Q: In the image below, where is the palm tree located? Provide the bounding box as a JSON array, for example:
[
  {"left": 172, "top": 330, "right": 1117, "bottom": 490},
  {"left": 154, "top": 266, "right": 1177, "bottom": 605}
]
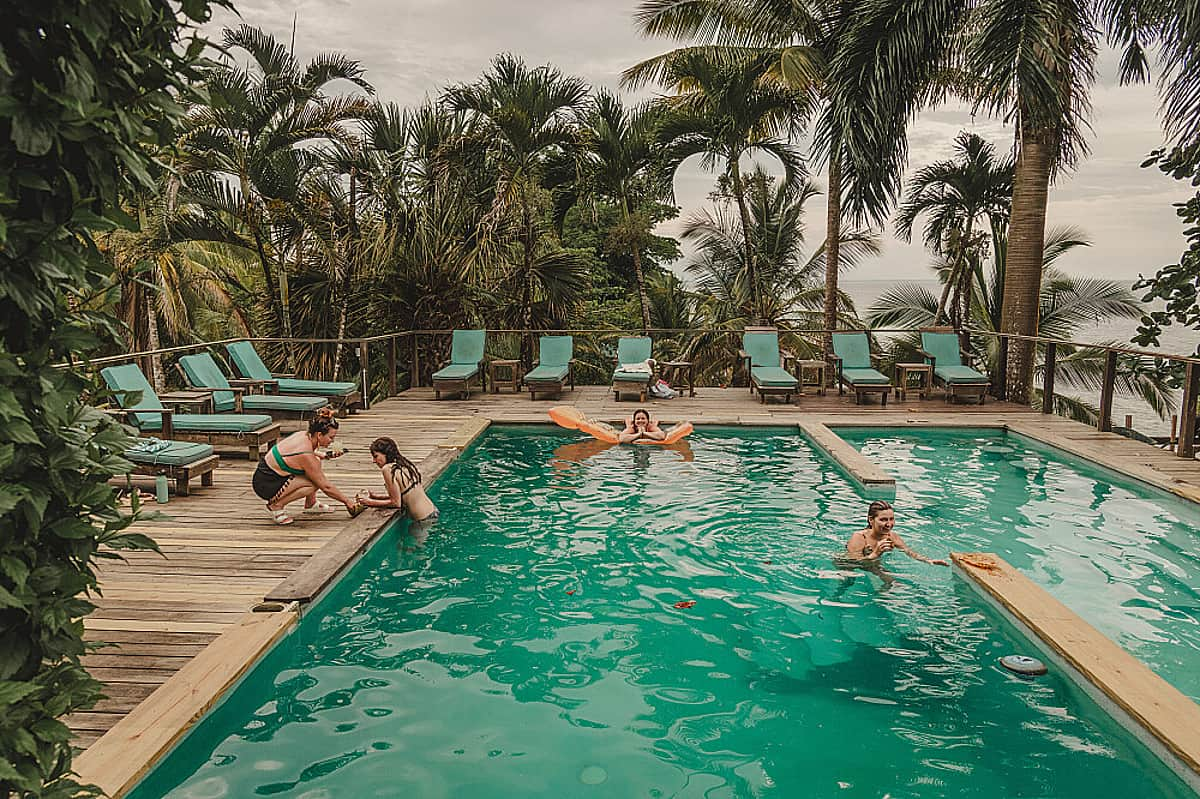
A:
[
  {"left": 444, "top": 54, "right": 591, "bottom": 361},
  {"left": 682, "top": 166, "right": 877, "bottom": 381},
  {"left": 576, "top": 90, "right": 670, "bottom": 331},
  {"left": 894, "top": 131, "right": 1013, "bottom": 330},
  {"left": 174, "top": 24, "right": 374, "bottom": 366},
  {"left": 967, "top": 0, "right": 1200, "bottom": 402},
  {"left": 623, "top": 49, "right": 808, "bottom": 323},
  {"left": 626, "top": 0, "right": 965, "bottom": 352},
  {"left": 867, "top": 227, "right": 1175, "bottom": 422}
]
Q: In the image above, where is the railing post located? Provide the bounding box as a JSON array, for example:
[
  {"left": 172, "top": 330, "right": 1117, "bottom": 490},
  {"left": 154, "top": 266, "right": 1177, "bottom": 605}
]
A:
[
  {"left": 411, "top": 333, "right": 420, "bottom": 388},
  {"left": 996, "top": 336, "right": 1009, "bottom": 401},
  {"left": 358, "top": 340, "right": 370, "bottom": 410},
  {"left": 388, "top": 335, "right": 397, "bottom": 397},
  {"left": 1097, "top": 349, "right": 1117, "bottom": 432},
  {"left": 1178, "top": 362, "right": 1199, "bottom": 459},
  {"left": 1041, "top": 342, "right": 1056, "bottom": 414}
]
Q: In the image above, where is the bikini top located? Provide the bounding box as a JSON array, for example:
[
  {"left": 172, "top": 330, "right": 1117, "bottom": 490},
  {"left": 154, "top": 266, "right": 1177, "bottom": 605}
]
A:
[{"left": 270, "top": 445, "right": 312, "bottom": 476}]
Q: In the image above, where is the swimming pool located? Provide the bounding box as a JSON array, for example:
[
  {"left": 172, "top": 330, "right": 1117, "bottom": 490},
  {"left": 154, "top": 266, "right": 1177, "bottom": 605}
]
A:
[
  {"left": 128, "top": 427, "right": 1196, "bottom": 798},
  {"left": 840, "top": 426, "right": 1200, "bottom": 705}
]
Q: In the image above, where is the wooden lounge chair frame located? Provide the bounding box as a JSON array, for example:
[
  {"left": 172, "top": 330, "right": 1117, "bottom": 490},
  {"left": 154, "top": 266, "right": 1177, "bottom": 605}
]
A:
[
  {"left": 174, "top": 360, "right": 326, "bottom": 426},
  {"left": 525, "top": 336, "right": 576, "bottom": 400},
  {"left": 612, "top": 336, "right": 653, "bottom": 402},
  {"left": 107, "top": 404, "right": 280, "bottom": 461},
  {"left": 225, "top": 341, "right": 363, "bottom": 414},
  {"left": 830, "top": 331, "right": 892, "bottom": 406},
  {"left": 126, "top": 448, "right": 218, "bottom": 496},
  {"left": 432, "top": 329, "right": 488, "bottom": 400},
  {"left": 739, "top": 328, "right": 800, "bottom": 404},
  {"left": 917, "top": 326, "right": 990, "bottom": 404}
]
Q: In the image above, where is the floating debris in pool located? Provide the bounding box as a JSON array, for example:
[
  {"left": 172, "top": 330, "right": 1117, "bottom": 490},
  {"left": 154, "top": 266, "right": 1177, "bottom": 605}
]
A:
[
  {"left": 566, "top": 589, "right": 577, "bottom": 595},
  {"left": 674, "top": 600, "right": 696, "bottom": 609},
  {"left": 999, "top": 654, "right": 1047, "bottom": 676}
]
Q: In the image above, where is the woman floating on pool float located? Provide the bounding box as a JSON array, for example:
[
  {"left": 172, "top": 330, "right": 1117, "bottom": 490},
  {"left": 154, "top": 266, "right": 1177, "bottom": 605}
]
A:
[
  {"left": 548, "top": 405, "right": 692, "bottom": 446},
  {"left": 844, "top": 500, "right": 949, "bottom": 567}
]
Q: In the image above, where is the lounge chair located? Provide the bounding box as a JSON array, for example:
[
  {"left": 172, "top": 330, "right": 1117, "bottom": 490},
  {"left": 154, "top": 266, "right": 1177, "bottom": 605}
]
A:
[
  {"left": 919, "top": 328, "right": 990, "bottom": 403},
  {"left": 432, "top": 329, "right": 487, "bottom": 400},
  {"left": 123, "top": 439, "right": 218, "bottom": 496},
  {"left": 741, "top": 330, "right": 799, "bottom": 403},
  {"left": 101, "top": 363, "right": 280, "bottom": 459},
  {"left": 830, "top": 332, "right": 892, "bottom": 406},
  {"left": 612, "top": 336, "right": 653, "bottom": 401},
  {"left": 225, "top": 341, "right": 363, "bottom": 413},
  {"left": 524, "top": 336, "right": 574, "bottom": 400},
  {"left": 178, "top": 353, "right": 329, "bottom": 423}
]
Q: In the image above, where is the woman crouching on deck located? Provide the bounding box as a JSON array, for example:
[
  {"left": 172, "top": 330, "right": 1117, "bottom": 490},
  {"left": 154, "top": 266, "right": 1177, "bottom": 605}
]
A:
[{"left": 253, "top": 407, "right": 362, "bottom": 524}]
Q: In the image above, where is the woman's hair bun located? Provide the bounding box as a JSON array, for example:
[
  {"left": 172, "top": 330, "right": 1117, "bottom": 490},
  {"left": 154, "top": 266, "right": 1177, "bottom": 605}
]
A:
[{"left": 316, "top": 406, "right": 337, "bottom": 420}]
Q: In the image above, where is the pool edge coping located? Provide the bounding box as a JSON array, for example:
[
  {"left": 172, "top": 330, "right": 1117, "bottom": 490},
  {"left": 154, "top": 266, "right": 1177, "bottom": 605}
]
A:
[
  {"left": 76, "top": 417, "right": 492, "bottom": 798},
  {"left": 952, "top": 552, "right": 1200, "bottom": 794}
]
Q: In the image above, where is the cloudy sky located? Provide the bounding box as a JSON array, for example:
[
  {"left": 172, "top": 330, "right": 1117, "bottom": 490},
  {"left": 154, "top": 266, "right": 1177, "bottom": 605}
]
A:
[{"left": 205, "top": 0, "right": 1190, "bottom": 283}]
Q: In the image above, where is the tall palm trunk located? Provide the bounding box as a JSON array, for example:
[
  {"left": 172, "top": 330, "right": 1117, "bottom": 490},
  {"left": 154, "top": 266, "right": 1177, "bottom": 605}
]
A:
[
  {"left": 520, "top": 182, "right": 535, "bottom": 368},
  {"left": 145, "top": 283, "right": 164, "bottom": 394},
  {"left": 1000, "top": 126, "right": 1055, "bottom": 404},
  {"left": 622, "top": 197, "right": 653, "bottom": 332},
  {"left": 823, "top": 147, "right": 842, "bottom": 369},
  {"left": 334, "top": 168, "right": 357, "bottom": 376},
  {"left": 729, "top": 157, "right": 761, "bottom": 323}
]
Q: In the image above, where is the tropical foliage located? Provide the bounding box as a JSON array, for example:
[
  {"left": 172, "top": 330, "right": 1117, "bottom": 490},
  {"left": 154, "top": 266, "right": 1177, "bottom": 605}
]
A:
[{"left": 0, "top": 1, "right": 220, "bottom": 795}]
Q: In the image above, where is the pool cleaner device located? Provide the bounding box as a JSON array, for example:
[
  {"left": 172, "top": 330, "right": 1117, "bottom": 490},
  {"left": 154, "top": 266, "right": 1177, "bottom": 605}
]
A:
[{"left": 999, "top": 654, "right": 1047, "bottom": 676}]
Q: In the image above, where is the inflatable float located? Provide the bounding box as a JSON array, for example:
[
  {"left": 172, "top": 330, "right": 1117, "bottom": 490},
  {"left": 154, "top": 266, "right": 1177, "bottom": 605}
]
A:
[{"left": 549, "top": 406, "right": 693, "bottom": 445}]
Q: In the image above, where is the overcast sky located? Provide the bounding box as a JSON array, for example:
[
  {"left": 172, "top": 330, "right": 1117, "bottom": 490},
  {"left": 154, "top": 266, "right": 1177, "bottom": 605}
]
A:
[{"left": 205, "top": 0, "right": 1191, "bottom": 284}]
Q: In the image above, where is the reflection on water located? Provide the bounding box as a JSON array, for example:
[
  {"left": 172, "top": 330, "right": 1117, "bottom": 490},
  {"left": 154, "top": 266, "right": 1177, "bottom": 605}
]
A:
[{"left": 130, "top": 429, "right": 1195, "bottom": 799}]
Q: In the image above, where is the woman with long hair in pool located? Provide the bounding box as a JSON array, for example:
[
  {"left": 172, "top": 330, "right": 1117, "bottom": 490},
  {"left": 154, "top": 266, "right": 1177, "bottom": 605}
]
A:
[
  {"left": 618, "top": 408, "right": 666, "bottom": 443},
  {"left": 844, "top": 500, "right": 948, "bottom": 566},
  {"left": 252, "top": 407, "right": 361, "bottom": 525},
  {"left": 357, "top": 437, "right": 439, "bottom": 523}
]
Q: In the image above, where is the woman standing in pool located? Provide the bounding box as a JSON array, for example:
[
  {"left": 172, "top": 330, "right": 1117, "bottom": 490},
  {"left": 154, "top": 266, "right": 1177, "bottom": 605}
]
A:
[
  {"left": 253, "top": 408, "right": 361, "bottom": 525},
  {"left": 618, "top": 408, "right": 666, "bottom": 443},
  {"left": 357, "top": 437, "right": 439, "bottom": 523},
  {"left": 845, "top": 500, "right": 949, "bottom": 566}
]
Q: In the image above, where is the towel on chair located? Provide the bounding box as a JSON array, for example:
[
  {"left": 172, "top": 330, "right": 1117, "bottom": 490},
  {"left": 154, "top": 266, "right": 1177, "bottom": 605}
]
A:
[
  {"left": 128, "top": 437, "right": 172, "bottom": 455},
  {"left": 623, "top": 359, "right": 654, "bottom": 374}
]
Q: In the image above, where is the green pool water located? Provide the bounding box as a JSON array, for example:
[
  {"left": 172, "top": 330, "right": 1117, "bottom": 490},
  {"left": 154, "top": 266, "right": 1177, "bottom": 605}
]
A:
[
  {"left": 129, "top": 427, "right": 1195, "bottom": 799},
  {"left": 840, "top": 426, "right": 1200, "bottom": 704}
]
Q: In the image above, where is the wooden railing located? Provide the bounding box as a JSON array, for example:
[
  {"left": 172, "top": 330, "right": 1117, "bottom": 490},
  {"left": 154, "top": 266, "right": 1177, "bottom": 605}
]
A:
[{"left": 87, "top": 325, "right": 1200, "bottom": 459}]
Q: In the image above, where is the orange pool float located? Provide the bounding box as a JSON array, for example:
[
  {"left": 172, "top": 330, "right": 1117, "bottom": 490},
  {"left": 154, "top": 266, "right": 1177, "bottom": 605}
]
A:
[{"left": 548, "top": 406, "right": 693, "bottom": 446}]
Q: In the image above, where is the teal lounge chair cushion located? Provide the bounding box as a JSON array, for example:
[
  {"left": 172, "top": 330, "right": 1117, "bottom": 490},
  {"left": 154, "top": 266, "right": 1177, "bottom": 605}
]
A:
[
  {"left": 136, "top": 413, "right": 273, "bottom": 433},
  {"left": 226, "top": 340, "right": 274, "bottom": 382},
  {"left": 178, "top": 353, "right": 238, "bottom": 412},
  {"left": 841, "top": 367, "right": 891, "bottom": 385},
  {"left": 538, "top": 335, "right": 573, "bottom": 367},
  {"left": 432, "top": 364, "right": 479, "bottom": 381},
  {"left": 525, "top": 364, "right": 570, "bottom": 383},
  {"left": 275, "top": 378, "right": 357, "bottom": 396},
  {"left": 919, "top": 331, "right": 965, "bottom": 367},
  {"left": 226, "top": 341, "right": 357, "bottom": 396},
  {"left": 612, "top": 369, "right": 652, "bottom": 383},
  {"left": 742, "top": 332, "right": 782, "bottom": 367},
  {"left": 831, "top": 332, "right": 873, "bottom": 369},
  {"left": 433, "top": 329, "right": 485, "bottom": 382},
  {"left": 616, "top": 337, "right": 652, "bottom": 367},
  {"left": 101, "top": 363, "right": 168, "bottom": 428},
  {"left": 752, "top": 366, "right": 798, "bottom": 388},
  {"left": 935, "top": 365, "right": 988, "bottom": 384},
  {"left": 242, "top": 394, "right": 329, "bottom": 412},
  {"left": 126, "top": 441, "right": 214, "bottom": 467}
]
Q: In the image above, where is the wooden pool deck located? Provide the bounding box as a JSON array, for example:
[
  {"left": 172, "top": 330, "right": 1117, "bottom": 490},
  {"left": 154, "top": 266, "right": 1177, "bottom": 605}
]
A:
[{"left": 71, "top": 385, "right": 1200, "bottom": 781}]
